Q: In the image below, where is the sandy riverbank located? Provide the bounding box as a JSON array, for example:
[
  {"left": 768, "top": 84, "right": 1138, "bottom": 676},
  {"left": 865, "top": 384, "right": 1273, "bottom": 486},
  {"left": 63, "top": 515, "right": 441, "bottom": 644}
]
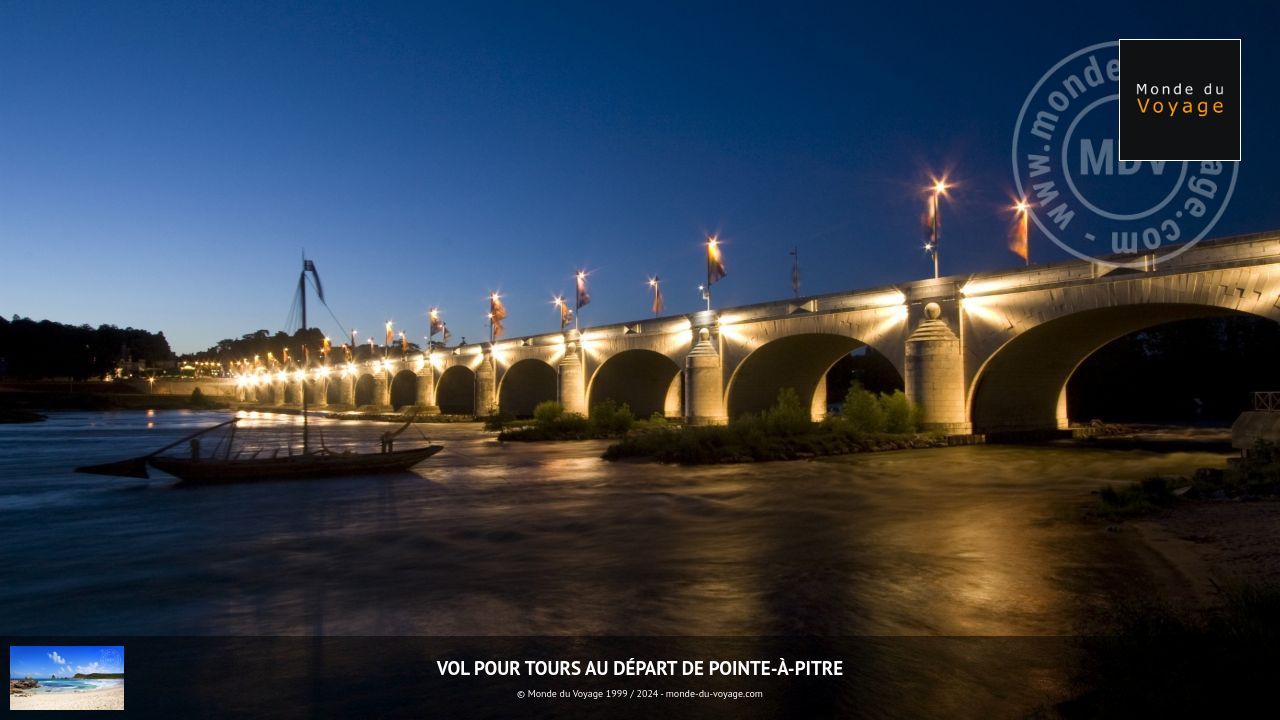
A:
[
  {"left": 1128, "top": 498, "right": 1280, "bottom": 605},
  {"left": 10, "top": 684, "right": 124, "bottom": 711}
]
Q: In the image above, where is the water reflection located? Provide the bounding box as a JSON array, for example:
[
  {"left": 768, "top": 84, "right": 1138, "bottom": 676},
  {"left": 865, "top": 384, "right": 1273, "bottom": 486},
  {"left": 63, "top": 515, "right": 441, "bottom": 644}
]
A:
[{"left": 0, "top": 411, "right": 1224, "bottom": 641}]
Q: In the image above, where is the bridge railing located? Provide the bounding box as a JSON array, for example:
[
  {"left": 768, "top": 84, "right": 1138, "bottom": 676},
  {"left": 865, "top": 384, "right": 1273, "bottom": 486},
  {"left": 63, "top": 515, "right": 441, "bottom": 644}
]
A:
[{"left": 1253, "top": 392, "right": 1280, "bottom": 412}]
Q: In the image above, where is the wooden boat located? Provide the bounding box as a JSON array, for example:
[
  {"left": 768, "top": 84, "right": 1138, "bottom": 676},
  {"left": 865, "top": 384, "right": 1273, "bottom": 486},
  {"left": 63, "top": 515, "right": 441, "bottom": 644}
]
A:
[
  {"left": 76, "top": 256, "right": 443, "bottom": 483},
  {"left": 147, "top": 444, "right": 442, "bottom": 484}
]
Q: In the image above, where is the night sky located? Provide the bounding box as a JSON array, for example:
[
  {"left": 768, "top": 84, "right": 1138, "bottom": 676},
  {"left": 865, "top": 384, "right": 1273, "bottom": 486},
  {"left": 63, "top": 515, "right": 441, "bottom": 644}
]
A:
[{"left": 2, "top": 1, "right": 1276, "bottom": 353}]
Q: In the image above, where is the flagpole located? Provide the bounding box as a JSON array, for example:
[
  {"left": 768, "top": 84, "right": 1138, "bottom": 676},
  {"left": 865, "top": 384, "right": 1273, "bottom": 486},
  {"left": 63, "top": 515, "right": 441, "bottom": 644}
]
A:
[
  {"left": 927, "top": 178, "right": 948, "bottom": 279},
  {"left": 933, "top": 192, "right": 940, "bottom": 279}
]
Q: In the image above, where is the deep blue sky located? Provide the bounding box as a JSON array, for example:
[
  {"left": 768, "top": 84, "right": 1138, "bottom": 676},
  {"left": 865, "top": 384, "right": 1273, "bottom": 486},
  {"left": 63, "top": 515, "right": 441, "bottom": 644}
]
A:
[
  {"left": 1, "top": 1, "right": 1276, "bottom": 353},
  {"left": 10, "top": 645, "right": 124, "bottom": 678}
]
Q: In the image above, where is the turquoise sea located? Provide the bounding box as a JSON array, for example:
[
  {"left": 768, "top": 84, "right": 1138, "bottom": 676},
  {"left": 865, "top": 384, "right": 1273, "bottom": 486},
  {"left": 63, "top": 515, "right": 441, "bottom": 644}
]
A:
[{"left": 12, "top": 678, "right": 123, "bottom": 692}]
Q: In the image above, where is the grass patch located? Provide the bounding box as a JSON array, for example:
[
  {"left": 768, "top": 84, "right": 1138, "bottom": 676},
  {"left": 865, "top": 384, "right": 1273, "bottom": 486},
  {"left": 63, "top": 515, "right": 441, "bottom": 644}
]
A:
[
  {"left": 1094, "top": 476, "right": 1179, "bottom": 518},
  {"left": 603, "top": 387, "right": 941, "bottom": 464},
  {"left": 497, "top": 400, "right": 669, "bottom": 441}
]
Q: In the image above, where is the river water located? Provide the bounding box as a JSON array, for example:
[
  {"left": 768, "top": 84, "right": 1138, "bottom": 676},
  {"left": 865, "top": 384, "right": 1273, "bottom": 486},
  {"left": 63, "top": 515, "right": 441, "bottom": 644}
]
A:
[{"left": 0, "top": 410, "right": 1231, "bottom": 715}]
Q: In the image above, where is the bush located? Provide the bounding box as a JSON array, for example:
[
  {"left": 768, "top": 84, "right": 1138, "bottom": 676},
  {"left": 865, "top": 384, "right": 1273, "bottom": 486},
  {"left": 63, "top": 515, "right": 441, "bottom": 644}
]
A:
[
  {"left": 841, "top": 383, "right": 886, "bottom": 432},
  {"left": 1096, "top": 476, "right": 1177, "bottom": 517},
  {"left": 764, "top": 387, "right": 812, "bottom": 437},
  {"left": 879, "top": 390, "right": 919, "bottom": 433},
  {"left": 590, "top": 399, "right": 634, "bottom": 435},
  {"left": 188, "top": 387, "right": 221, "bottom": 409},
  {"left": 533, "top": 400, "right": 564, "bottom": 425},
  {"left": 483, "top": 411, "right": 515, "bottom": 431}
]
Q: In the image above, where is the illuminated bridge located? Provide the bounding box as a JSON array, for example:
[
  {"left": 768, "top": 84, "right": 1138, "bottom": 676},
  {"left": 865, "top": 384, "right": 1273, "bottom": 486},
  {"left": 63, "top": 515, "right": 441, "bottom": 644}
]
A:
[{"left": 235, "top": 231, "right": 1280, "bottom": 434}]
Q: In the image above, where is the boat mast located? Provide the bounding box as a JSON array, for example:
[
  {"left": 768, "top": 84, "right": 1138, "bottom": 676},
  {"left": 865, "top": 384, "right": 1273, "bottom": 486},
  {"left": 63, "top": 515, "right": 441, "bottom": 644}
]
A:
[{"left": 300, "top": 255, "right": 309, "bottom": 455}]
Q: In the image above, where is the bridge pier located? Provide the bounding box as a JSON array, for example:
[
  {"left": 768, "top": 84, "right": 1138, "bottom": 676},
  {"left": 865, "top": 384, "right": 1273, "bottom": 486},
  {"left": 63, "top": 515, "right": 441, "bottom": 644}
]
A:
[
  {"left": 558, "top": 335, "right": 587, "bottom": 415},
  {"left": 475, "top": 350, "right": 498, "bottom": 416},
  {"left": 311, "top": 375, "right": 328, "bottom": 408},
  {"left": 272, "top": 378, "right": 286, "bottom": 407},
  {"left": 373, "top": 370, "right": 392, "bottom": 411},
  {"left": 414, "top": 360, "right": 440, "bottom": 414},
  {"left": 810, "top": 375, "right": 828, "bottom": 421},
  {"left": 905, "top": 301, "right": 969, "bottom": 434},
  {"left": 664, "top": 373, "right": 682, "bottom": 418},
  {"left": 338, "top": 373, "right": 355, "bottom": 408},
  {"left": 685, "top": 327, "right": 726, "bottom": 425}
]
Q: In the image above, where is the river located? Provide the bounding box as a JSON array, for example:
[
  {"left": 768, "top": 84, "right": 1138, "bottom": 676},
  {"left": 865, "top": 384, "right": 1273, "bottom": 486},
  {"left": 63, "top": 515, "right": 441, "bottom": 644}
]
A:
[{"left": 0, "top": 410, "right": 1231, "bottom": 716}]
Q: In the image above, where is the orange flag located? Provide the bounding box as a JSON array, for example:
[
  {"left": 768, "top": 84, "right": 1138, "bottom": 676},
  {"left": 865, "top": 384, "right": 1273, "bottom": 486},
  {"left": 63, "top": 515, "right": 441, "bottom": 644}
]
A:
[{"left": 1010, "top": 203, "right": 1029, "bottom": 265}]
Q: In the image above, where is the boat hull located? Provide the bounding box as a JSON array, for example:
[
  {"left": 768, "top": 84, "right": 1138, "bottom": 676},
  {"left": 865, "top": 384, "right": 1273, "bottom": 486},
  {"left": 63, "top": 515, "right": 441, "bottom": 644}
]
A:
[{"left": 147, "top": 445, "right": 443, "bottom": 483}]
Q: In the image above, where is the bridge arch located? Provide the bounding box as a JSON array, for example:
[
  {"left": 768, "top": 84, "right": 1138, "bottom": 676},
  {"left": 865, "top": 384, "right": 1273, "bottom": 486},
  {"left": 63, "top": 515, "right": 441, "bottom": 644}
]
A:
[
  {"left": 725, "top": 333, "right": 886, "bottom": 420},
  {"left": 498, "top": 359, "right": 557, "bottom": 417},
  {"left": 968, "top": 302, "right": 1278, "bottom": 433},
  {"left": 354, "top": 374, "right": 376, "bottom": 407},
  {"left": 588, "top": 349, "right": 682, "bottom": 418},
  {"left": 437, "top": 365, "right": 476, "bottom": 415},
  {"left": 390, "top": 370, "right": 417, "bottom": 409}
]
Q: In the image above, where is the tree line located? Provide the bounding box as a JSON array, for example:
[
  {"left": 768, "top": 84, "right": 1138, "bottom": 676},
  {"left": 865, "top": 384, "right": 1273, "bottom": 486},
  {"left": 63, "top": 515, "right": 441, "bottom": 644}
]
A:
[{"left": 0, "top": 315, "right": 172, "bottom": 379}]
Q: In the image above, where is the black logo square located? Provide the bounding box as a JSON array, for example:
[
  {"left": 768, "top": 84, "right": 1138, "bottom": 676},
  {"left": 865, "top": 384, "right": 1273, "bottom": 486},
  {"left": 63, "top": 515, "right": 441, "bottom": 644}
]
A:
[{"left": 1119, "top": 39, "right": 1240, "bottom": 161}]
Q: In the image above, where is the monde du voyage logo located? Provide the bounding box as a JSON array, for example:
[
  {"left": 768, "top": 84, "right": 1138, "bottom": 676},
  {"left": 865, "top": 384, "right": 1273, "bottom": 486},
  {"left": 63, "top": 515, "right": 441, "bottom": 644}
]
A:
[{"left": 1012, "top": 40, "right": 1240, "bottom": 268}]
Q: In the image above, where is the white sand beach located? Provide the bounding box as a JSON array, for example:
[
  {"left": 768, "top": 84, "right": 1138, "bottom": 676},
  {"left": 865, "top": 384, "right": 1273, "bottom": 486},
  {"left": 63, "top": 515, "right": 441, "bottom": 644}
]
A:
[{"left": 10, "top": 683, "right": 124, "bottom": 711}]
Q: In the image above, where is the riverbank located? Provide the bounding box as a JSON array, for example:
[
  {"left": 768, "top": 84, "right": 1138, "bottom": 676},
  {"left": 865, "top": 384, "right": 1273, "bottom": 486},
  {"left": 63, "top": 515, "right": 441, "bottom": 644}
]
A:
[
  {"left": 1055, "top": 498, "right": 1280, "bottom": 717},
  {"left": 9, "top": 683, "right": 124, "bottom": 711},
  {"left": 1128, "top": 499, "right": 1280, "bottom": 599},
  {"left": 0, "top": 387, "right": 224, "bottom": 413}
]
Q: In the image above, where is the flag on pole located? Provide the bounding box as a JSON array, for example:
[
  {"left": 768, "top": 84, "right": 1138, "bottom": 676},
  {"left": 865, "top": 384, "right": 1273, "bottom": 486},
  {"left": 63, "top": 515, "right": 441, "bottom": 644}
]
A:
[
  {"left": 303, "top": 259, "right": 324, "bottom": 302},
  {"left": 303, "top": 345, "right": 309, "bottom": 364},
  {"left": 442, "top": 324, "right": 452, "bottom": 343},
  {"left": 1010, "top": 201, "right": 1030, "bottom": 265},
  {"left": 707, "top": 236, "right": 727, "bottom": 286},
  {"left": 923, "top": 194, "right": 940, "bottom": 246},
  {"left": 575, "top": 271, "right": 590, "bottom": 310},
  {"left": 385, "top": 321, "right": 393, "bottom": 347},
  {"left": 789, "top": 247, "right": 800, "bottom": 297},
  {"left": 556, "top": 296, "right": 571, "bottom": 329},
  {"left": 650, "top": 276, "right": 664, "bottom": 315},
  {"left": 343, "top": 344, "right": 352, "bottom": 362},
  {"left": 400, "top": 331, "right": 408, "bottom": 353},
  {"left": 321, "top": 336, "right": 331, "bottom": 356},
  {"left": 282, "top": 348, "right": 289, "bottom": 364},
  {"left": 429, "top": 308, "right": 445, "bottom": 337},
  {"left": 489, "top": 294, "right": 507, "bottom": 341}
]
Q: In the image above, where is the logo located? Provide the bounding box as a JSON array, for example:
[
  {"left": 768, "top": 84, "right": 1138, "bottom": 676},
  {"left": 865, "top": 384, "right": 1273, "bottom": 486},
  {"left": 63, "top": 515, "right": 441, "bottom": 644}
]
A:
[{"left": 1012, "top": 41, "right": 1237, "bottom": 268}]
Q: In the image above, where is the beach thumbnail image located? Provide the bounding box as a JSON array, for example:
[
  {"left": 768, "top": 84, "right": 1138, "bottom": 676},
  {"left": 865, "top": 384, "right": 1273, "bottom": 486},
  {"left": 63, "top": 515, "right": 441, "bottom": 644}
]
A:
[{"left": 9, "top": 646, "right": 124, "bottom": 711}]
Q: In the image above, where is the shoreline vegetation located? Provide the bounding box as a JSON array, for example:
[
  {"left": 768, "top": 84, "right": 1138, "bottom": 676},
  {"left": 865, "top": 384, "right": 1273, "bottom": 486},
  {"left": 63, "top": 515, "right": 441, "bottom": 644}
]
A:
[
  {"left": 498, "top": 385, "right": 952, "bottom": 464},
  {"left": 1090, "top": 440, "right": 1280, "bottom": 519}
]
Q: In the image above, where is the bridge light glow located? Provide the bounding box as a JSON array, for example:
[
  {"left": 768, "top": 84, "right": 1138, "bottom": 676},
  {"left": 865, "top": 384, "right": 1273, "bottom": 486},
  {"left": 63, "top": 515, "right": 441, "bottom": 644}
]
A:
[
  {"left": 860, "top": 304, "right": 910, "bottom": 347},
  {"left": 959, "top": 294, "right": 1008, "bottom": 326}
]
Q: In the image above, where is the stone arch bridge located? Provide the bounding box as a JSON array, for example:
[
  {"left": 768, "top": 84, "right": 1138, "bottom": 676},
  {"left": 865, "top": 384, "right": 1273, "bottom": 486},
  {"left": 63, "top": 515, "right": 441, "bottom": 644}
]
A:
[{"left": 236, "top": 231, "right": 1280, "bottom": 434}]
